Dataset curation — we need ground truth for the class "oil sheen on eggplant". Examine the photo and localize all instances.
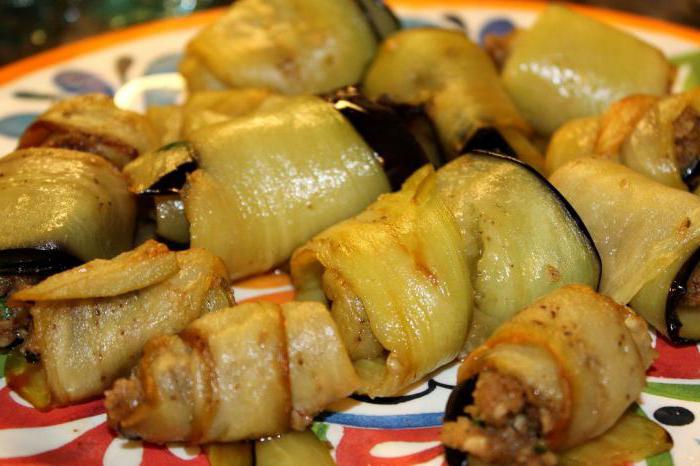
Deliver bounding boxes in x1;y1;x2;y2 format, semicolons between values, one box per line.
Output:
442;285;657;466
434;152;601;349
551;158;700;342
502;5;672;135
362;28;544;171
180;0;380;94
18;94;158;168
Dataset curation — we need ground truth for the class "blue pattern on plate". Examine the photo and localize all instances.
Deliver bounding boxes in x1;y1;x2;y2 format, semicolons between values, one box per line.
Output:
54;70;114;96
400;17;438;29
0;113;39;138
143;89;181;108
143;53;182;75
479;18;515;45
317;411;443;428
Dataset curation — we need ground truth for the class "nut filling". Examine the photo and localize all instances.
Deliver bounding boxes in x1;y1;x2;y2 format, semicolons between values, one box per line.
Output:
442;370;557;466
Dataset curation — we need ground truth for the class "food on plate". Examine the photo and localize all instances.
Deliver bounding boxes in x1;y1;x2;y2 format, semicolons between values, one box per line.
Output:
292;165;471;396
551;158;700;342
4;240;232;409
441;285;660;466
433;152;601;349
180;0;398;94
502;5;673;135
363;28;544;170
105;300;357;443
18;94;159;167
127;95;393;279
546;90;700;190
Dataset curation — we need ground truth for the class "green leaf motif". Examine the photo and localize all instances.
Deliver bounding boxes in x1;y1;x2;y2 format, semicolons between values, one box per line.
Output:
671;51;700;91
311;422;330;442
644;381;700;402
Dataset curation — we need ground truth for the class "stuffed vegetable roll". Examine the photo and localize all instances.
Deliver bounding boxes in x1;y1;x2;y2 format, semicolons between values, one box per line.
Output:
291;166;472;396
5;240;232;409
363;28;544;170
442;285;655;466
105;301;359;444
18;94;158;167
502;5;672;135
547;89;700;191
551;158;700;342
433;153;601;349
180;0;398;94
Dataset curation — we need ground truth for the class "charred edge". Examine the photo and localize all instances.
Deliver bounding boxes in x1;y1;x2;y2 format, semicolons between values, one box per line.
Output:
0;246;82;275
353;0;401;42
665;246;700;344
461;127;517;158
142;161;197;195
681;159;700;192
327;86;432;190
469;150;603;290
443;376;478;466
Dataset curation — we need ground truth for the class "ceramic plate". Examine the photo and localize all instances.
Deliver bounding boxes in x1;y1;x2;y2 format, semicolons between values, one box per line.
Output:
0;1;699;465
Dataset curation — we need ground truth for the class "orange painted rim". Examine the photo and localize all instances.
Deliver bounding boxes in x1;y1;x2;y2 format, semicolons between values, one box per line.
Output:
0;0;699;86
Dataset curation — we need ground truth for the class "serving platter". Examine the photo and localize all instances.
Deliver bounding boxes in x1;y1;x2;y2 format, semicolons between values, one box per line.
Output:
0;1;699;465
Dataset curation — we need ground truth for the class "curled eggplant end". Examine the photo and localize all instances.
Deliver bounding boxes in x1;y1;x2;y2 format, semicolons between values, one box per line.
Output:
5;348;52;410
0;246;82;276
123;141;198;195
326;86;433;190
353;0;401;42
104;377;144;434
461;127;517;158
442;376;477;466
665;247;700;344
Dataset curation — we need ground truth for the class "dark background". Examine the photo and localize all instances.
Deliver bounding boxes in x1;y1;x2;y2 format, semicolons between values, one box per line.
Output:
0;0;699;66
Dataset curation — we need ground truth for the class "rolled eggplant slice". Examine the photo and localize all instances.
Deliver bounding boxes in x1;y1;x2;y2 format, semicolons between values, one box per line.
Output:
291;166;472;396
502;5;672;135
180;0;381;94
6;240;233;408
362;28;543;170
442;285;655;466
123;141;197;195
18;94;159;167
0;148;136;269
546;90;700;190
433;153;601;350
550;158;700;342
105;301;359;444
183;96;390;280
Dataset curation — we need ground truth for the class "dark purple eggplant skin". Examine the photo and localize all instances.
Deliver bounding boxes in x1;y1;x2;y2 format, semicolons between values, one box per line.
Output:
681;159;700;192
443;376;478;466
327;86;435;190
0;245;82;276
142;160;197;195
469;150;602;290
665;247;700;344
461;127;517;158
353;0;401;42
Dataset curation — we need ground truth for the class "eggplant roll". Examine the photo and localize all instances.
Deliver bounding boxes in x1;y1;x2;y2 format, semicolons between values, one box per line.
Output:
502;5;672;135
105;301;358;444
362;28;544;170
0;148;135;267
18;94;158;167
183;96;390;279
291;166;472;397
442;285;654;466
6;241;232;408
550;158;700;342
433;153;601;349
180;0;395;95
547;90;700;191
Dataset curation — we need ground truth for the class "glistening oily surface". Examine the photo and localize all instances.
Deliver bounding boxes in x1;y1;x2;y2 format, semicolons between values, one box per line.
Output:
0;2;699;465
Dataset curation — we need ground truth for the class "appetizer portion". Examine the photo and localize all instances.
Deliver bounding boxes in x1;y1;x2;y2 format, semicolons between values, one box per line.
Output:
551;158;700;342
502;5;672;135
546;89;700;191
362;28;544;170
442;285;657;466
292;166;472;396
5;241;232;409
180;0;397;94
105;301;358;443
433;153;601;349
18;94;158;167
